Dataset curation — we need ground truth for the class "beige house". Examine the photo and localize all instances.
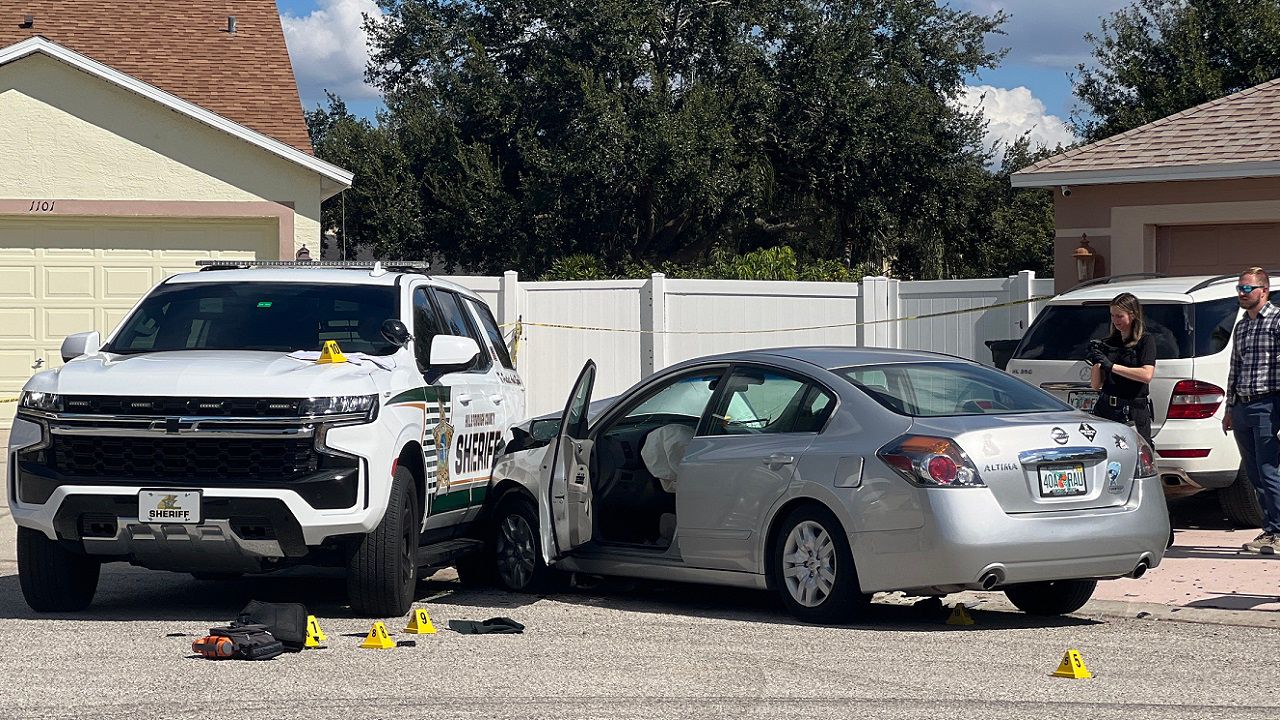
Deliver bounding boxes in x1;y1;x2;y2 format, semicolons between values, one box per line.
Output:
1012;79;1280;293
0;8;352;427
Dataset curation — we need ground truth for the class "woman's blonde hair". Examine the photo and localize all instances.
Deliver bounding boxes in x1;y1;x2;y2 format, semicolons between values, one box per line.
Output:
1108;292;1144;347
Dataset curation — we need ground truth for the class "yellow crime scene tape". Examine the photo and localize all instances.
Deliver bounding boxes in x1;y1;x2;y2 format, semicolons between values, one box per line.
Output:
502;293;1053;335
498;293;1054;366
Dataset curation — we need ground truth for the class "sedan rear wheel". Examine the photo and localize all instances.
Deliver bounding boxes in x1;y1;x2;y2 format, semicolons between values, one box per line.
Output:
771;505;867;624
1004;579;1096;616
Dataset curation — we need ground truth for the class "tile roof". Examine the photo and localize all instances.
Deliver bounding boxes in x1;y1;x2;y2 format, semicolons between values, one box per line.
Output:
1;1;312;154
1013;76;1280;185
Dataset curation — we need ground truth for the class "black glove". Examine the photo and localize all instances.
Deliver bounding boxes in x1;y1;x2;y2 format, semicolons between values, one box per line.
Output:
1085;348;1106;366
1098;356;1114;374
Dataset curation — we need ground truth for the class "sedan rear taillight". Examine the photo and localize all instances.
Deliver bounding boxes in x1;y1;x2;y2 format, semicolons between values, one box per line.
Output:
1136;438;1157;477
1167;380;1225;419
878;435;986;488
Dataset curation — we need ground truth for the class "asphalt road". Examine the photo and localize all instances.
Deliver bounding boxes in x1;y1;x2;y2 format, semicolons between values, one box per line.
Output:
0;514;1275;720
2;450;1276;720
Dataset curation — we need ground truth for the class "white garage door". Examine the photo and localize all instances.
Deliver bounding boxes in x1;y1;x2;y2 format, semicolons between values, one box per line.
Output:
1156;223;1280;277
0;217;277;428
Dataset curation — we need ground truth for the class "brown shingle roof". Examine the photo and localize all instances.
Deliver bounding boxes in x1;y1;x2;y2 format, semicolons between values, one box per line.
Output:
1;1;312;154
1013;76;1280;184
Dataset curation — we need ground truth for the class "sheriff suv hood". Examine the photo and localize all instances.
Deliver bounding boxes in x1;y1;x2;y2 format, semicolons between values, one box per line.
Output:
38;351;386;398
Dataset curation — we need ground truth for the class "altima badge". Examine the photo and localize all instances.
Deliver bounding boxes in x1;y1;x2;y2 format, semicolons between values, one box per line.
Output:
1050;427;1069;445
1079;423;1097;442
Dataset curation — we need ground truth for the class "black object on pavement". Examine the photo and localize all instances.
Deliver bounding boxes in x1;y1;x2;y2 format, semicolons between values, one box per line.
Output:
237;600;309;650
448;617;525;634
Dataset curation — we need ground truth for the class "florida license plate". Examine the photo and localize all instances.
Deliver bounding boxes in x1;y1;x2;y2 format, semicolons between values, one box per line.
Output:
1068;391;1098;412
1039;464;1087;497
138;490;201;524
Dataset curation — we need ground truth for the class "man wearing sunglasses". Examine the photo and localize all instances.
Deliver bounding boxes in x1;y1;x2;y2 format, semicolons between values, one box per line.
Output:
1224;267;1280;552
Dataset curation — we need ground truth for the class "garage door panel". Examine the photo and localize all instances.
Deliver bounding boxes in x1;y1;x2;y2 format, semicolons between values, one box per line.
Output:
45;308;95;340
0;349;39;380
103;266;155;298
0;309;35;339
0;216;278;428
0;267;35;296
1157;224;1280;275
43;266;96;297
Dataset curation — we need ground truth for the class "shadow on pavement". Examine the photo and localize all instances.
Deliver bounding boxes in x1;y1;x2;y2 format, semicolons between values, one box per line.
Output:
0;566;482;622
1186;593;1280;611
439;574;1102;633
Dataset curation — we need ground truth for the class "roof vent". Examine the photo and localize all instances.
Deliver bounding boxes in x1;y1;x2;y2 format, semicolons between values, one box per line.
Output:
20;15;34;28
226;15;236;34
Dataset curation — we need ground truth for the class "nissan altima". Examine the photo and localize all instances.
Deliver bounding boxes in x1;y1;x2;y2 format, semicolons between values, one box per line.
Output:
479;347;1169;623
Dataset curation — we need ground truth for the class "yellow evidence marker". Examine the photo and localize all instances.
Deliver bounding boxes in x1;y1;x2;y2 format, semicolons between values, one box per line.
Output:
360;621;396;649
316;340;347;364
404;608;438;635
945;602;974;626
1051;649;1093;679
304;615;328;648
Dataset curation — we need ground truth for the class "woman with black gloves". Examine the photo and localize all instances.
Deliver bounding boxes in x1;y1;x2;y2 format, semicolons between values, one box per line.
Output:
1087;292;1157;445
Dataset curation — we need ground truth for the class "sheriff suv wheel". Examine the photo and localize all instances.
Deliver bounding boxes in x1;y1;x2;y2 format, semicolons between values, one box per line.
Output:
17;526;101;612
347;465;419;617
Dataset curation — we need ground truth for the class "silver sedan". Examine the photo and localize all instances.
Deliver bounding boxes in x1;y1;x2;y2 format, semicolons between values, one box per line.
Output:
483;347;1170;623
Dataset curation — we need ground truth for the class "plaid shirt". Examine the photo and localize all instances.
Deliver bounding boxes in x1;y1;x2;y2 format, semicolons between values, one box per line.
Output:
1228;301;1280;403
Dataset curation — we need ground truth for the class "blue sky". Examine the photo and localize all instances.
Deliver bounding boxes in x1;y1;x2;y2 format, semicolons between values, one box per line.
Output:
278;0;1130;152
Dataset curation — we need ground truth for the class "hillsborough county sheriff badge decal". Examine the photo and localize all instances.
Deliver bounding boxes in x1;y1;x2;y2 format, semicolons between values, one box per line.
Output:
432;404;454;491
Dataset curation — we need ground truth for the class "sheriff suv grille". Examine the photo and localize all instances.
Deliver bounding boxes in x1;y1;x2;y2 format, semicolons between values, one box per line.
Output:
47;436;319;481
60;396;312;417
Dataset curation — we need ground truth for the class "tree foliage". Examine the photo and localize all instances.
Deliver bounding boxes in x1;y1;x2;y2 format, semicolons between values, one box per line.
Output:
1073;0;1280;142
308;0;1055;280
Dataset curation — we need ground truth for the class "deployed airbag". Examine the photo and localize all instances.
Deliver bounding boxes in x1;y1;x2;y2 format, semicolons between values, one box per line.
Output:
641;424;695;493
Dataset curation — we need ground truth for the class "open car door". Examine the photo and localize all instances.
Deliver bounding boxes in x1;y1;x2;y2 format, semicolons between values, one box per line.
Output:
539;360;596;564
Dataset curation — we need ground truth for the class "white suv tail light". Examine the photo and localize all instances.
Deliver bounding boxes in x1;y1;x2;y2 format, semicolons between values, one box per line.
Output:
1167;380;1224;420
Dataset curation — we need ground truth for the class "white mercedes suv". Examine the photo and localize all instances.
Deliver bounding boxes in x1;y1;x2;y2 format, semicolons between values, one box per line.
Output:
1006;273;1268;527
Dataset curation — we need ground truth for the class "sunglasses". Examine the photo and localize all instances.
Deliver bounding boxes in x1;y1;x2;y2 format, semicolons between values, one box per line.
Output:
1238;284;1268;294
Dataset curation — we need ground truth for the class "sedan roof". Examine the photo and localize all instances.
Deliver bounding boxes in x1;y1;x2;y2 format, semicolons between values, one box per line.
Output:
690;346;967;371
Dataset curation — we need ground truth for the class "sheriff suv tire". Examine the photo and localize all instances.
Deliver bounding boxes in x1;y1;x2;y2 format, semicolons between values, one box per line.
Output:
347;465;419;616
17;526;100;612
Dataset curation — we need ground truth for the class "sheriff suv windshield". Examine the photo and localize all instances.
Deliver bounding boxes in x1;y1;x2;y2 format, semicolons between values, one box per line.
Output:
103;282;399;355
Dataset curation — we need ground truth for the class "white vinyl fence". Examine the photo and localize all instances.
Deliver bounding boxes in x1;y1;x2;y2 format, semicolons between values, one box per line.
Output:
441;270;1054;416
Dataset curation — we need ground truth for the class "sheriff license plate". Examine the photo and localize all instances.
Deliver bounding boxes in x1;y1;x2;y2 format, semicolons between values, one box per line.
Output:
139;490;201;524
1039;464;1087;497
1068;391;1098;412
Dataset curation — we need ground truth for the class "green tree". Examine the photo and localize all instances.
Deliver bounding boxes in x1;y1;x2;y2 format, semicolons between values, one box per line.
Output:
1073;0;1280;142
305;94;420;259
357;0;1006;278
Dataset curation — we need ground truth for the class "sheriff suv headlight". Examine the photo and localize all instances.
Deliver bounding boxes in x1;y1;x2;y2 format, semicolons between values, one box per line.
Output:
300;394;379;421
19;391;62;413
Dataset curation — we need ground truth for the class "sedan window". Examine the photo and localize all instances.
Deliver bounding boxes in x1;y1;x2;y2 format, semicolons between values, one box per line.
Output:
836;362;1068;417
708;368;830;435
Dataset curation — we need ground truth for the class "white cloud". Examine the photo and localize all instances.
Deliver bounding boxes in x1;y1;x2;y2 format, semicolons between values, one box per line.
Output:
956;84;1078;154
281;0;383;104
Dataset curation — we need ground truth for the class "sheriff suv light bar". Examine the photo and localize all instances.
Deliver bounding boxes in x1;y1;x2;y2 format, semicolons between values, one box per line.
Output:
195;260;432;274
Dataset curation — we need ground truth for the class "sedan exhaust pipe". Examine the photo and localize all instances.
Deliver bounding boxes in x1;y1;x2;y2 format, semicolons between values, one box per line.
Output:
1131;558;1151;579
979;570;1003;590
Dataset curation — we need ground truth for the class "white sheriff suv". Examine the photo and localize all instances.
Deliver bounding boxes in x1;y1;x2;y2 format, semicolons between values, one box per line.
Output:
6;261;526;616
1006;273;1269;527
